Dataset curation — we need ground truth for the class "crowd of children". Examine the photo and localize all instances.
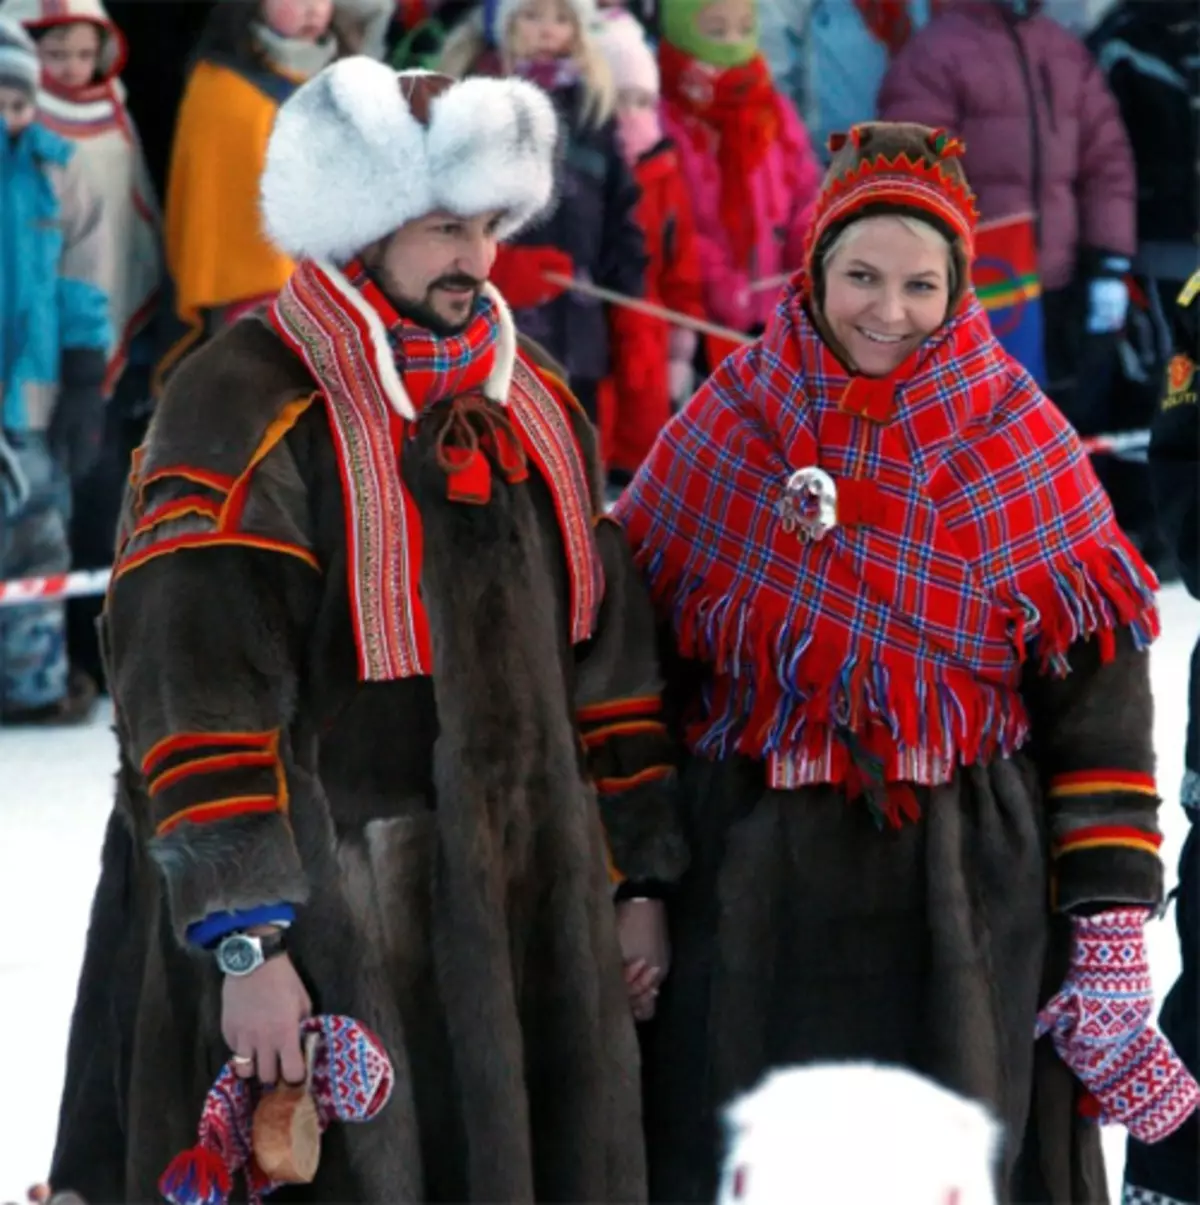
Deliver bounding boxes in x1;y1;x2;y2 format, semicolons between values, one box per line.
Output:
0;0;1194;726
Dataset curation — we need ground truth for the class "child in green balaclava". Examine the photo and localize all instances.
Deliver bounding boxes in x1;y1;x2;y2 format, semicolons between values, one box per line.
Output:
657;0;820;340
660;0;757;68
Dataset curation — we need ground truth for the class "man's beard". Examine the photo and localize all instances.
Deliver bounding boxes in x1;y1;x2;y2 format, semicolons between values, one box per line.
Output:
392;273;484;337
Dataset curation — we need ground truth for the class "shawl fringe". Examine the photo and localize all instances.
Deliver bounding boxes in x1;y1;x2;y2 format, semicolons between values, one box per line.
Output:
638;534;1158;787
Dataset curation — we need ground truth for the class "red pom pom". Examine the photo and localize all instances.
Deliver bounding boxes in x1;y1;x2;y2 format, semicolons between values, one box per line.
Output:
826;131;848;153
1076;1090;1103;1121
159;1146;232;1205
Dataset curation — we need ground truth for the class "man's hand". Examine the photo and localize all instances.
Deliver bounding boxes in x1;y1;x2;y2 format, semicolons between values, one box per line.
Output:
616;898;670;1023
221;946;312;1086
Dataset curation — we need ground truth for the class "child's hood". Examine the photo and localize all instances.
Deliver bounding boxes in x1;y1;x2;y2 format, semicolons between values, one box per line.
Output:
0;0;125;84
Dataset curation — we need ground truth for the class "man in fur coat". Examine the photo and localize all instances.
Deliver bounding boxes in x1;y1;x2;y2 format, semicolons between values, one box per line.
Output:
44;60;687;1203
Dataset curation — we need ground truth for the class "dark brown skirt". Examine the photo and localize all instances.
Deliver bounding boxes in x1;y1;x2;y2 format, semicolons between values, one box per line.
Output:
641;754;1109;1204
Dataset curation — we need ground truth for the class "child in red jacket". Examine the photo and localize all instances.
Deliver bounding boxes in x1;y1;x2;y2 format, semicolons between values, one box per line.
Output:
595;10;704;485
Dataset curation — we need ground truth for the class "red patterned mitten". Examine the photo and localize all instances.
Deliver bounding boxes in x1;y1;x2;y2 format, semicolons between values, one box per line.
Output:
159;1014;395;1205
1035;908;1200;1143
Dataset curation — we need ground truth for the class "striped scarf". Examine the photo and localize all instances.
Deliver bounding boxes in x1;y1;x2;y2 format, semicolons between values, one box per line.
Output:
269;258;603;681
342;259;502;406
614;287;1159;807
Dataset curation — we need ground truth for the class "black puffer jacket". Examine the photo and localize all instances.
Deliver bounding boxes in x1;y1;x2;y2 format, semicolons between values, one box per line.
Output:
1089;1;1200;246
508;82;647;385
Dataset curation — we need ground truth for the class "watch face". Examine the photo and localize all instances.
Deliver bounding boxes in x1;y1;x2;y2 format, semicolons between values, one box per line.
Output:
219;935;260;975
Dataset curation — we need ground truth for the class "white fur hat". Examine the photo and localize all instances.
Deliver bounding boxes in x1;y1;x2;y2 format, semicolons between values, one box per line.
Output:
594;11;658;95
717;1063;1001;1205
260;61;560;263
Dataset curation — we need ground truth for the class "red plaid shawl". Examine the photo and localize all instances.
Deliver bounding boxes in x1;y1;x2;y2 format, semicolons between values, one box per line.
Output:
269;259;603;681
613;287;1159;794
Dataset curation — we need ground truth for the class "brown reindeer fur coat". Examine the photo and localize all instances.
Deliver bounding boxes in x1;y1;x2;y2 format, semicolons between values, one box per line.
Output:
641;633;1163;1205
47;316;688;1203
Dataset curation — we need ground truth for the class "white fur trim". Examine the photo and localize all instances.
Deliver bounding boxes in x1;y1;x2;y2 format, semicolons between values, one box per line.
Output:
718;1063;1001;1205
491;0;597;46
481;281;518;404
316;259;417;418
314;262;520;419
261;59;560;263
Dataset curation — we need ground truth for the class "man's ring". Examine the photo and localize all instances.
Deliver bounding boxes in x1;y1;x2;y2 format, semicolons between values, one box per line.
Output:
232;1053;254;1065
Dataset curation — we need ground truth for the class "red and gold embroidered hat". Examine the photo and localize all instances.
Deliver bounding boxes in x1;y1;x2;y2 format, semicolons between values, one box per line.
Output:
804;121;980;311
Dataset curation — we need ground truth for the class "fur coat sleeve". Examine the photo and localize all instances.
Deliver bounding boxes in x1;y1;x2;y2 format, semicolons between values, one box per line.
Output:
573;516;690;895
104;321;323;942
518;338;689;893
1021;629;1164;914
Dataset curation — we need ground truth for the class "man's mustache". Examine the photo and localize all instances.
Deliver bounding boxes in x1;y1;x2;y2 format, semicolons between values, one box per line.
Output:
430;274;483;292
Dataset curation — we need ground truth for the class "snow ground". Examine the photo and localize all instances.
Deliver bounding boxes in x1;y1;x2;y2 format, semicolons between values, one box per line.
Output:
1;583;1197;1200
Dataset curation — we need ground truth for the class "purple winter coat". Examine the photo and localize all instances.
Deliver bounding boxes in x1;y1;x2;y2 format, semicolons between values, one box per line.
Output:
877;0;1135;290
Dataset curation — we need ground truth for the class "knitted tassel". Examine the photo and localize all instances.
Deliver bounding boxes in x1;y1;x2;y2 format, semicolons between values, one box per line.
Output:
159;1145;232;1205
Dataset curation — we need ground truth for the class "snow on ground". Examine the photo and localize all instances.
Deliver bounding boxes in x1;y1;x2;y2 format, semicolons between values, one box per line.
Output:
1;584;1197;1199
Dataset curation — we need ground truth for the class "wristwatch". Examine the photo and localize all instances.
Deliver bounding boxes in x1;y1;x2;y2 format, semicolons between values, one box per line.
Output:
215;929;287;977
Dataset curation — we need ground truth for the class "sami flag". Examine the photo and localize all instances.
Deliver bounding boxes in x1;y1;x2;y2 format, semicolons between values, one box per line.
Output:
973;213;1047;387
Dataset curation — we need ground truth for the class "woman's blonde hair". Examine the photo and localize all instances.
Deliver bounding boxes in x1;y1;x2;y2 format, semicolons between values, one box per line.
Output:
438;0;615;128
822;214;957;296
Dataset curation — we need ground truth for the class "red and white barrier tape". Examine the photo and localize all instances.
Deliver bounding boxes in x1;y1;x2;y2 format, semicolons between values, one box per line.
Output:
0;567;111;608
1081;430;1150;459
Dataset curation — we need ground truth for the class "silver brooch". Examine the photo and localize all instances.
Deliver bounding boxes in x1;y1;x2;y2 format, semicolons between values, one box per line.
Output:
776;467;838;541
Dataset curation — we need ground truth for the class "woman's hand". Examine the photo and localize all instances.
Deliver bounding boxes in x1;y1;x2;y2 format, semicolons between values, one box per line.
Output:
616;898;670;1022
221;949;312;1086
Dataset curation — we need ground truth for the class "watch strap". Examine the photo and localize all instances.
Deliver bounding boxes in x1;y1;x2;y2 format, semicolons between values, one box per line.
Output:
257;929;288;961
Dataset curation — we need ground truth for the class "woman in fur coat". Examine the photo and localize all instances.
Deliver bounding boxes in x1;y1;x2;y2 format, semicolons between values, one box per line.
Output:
614;122;1200;1203
43;62;685;1203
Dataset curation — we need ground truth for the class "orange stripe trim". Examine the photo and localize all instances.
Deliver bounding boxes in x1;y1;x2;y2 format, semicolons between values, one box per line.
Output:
1054;824;1163;856
132;496;223;539
155;795;281;837
138;465;234;505
1048;770;1157;798
604;837;625;886
151;323;204;399
219;394;316;532
577;695;662;725
595;765;674;794
1055;836;1163;857
148;750;278;796
141;730;275;777
581;719;668;749
115;533;320;581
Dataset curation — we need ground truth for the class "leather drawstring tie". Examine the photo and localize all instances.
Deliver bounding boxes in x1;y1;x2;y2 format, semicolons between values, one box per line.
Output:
425;392;528;505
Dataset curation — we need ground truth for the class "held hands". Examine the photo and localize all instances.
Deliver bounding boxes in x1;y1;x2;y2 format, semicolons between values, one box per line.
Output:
221;944;312;1086
616;898;670;1023
1035;907;1200;1143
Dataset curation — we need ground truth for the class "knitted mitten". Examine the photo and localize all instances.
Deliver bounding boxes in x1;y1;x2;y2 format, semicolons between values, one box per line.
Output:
159;1015;395;1205
1035;907;1200;1144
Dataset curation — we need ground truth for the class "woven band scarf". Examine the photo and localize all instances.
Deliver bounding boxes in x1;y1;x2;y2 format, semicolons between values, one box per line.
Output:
613;287;1159;793
268;258;603;681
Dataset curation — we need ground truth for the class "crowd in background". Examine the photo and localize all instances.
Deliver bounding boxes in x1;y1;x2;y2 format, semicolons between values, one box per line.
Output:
0;0;1196;729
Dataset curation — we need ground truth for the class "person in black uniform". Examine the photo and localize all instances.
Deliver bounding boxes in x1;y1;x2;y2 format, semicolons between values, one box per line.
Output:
1124;268;1200;1205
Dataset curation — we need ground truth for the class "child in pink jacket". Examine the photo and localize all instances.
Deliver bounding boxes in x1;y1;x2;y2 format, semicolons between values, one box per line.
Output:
657;0;820;336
